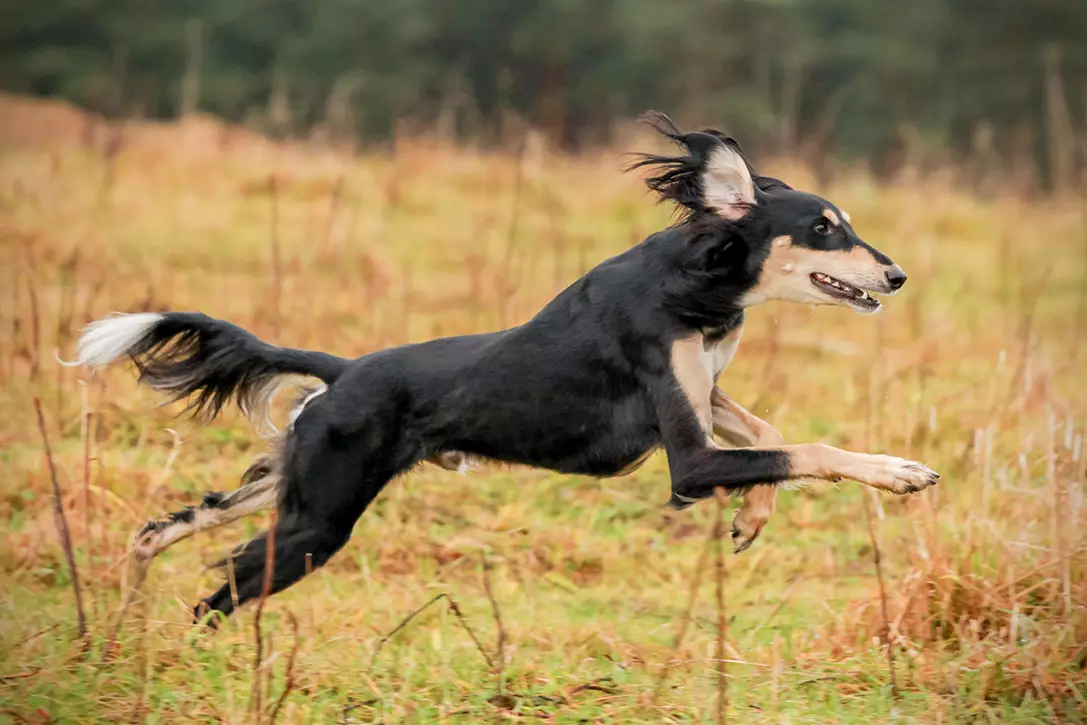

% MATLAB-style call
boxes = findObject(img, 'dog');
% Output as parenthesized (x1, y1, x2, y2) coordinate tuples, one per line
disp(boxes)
(71, 112, 938, 622)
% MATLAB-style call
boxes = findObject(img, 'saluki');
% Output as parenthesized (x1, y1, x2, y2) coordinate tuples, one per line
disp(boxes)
(72, 112, 938, 622)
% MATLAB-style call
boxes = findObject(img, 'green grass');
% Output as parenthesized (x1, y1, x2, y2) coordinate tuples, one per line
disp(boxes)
(0, 94, 1085, 723)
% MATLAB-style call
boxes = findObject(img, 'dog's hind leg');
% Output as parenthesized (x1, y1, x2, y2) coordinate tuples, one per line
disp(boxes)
(133, 453, 280, 563)
(194, 511, 356, 622)
(194, 470, 399, 622)
(194, 396, 422, 622)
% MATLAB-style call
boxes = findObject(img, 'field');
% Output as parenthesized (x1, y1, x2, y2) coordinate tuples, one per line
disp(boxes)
(1, 94, 1085, 723)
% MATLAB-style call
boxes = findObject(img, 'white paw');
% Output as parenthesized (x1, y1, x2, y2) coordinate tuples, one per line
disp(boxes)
(131, 529, 162, 563)
(866, 455, 940, 494)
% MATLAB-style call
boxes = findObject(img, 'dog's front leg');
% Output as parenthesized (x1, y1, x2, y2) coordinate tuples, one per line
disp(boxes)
(711, 388, 782, 553)
(655, 379, 939, 526)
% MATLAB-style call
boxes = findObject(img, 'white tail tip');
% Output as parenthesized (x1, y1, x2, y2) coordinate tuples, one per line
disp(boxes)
(69, 312, 165, 368)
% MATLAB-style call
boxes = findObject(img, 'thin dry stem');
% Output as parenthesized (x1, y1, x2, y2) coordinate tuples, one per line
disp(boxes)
(368, 592, 495, 672)
(497, 139, 528, 327)
(321, 175, 345, 252)
(863, 489, 898, 698)
(131, 611, 156, 722)
(80, 384, 95, 611)
(480, 555, 508, 693)
(101, 550, 150, 664)
(251, 511, 278, 724)
(27, 270, 41, 383)
(267, 611, 300, 724)
(33, 398, 87, 641)
(269, 173, 282, 336)
(713, 486, 729, 725)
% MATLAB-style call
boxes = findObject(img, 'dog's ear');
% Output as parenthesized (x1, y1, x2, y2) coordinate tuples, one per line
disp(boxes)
(704, 127, 794, 195)
(754, 175, 792, 193)
(702, 145, 755, 220)
(627, 111, 756, 221)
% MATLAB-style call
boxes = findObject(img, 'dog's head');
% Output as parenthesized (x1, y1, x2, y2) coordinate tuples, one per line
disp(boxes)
(631, 112, 906, 316)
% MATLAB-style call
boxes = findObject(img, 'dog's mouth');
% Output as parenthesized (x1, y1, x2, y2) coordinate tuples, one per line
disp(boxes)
(810, 272, 881, 313)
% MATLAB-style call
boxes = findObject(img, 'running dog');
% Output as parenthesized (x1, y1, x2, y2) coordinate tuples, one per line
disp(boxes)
(72, 112, 938, 622)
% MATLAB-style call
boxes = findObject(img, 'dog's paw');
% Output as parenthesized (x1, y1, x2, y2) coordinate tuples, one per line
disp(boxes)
(731, 487, 776, 554)
(131, 529, 161, 562)
(731, 513, 764, 554)
(869, 456, 940, 494)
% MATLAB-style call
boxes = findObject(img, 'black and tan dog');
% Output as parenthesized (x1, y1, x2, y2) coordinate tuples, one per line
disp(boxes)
(73, 112, 938, 622)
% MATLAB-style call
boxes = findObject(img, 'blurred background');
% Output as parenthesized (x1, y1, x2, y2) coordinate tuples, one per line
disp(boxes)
(5, 0, 1087, 189)
(1, 2, 1086, 723)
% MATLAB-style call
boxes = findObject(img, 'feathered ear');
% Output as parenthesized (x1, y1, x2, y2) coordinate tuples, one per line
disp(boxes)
(702, 144, 755, 220)
(626, 111, 756, 221)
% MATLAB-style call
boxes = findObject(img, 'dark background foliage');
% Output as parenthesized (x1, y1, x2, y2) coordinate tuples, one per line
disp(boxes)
(4, 0, 1086, 186)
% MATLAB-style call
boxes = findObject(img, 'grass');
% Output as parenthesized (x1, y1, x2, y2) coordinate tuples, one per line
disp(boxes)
(1, 94, 1086, 723)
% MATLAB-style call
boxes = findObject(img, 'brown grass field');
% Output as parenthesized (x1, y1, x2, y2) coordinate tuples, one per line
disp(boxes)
(1, 93, 1086, 723)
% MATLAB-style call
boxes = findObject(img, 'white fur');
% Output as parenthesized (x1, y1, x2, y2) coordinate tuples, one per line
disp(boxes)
(288, 384, 328, 429)
(248, 377, 293, 436)
(132, 472, 279, 562)
(702, 146, 755, 219)
(69, 312, 164, 368)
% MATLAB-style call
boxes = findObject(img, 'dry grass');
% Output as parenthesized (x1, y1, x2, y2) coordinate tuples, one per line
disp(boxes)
(0, 93, 1085, 723)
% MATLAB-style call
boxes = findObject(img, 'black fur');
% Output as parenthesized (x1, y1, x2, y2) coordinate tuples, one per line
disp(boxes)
(124, 312, 348, 420)
(98, 112, 913, 622)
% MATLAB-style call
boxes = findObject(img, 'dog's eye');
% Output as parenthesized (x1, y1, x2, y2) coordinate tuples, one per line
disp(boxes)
(813, 219, 831, 236)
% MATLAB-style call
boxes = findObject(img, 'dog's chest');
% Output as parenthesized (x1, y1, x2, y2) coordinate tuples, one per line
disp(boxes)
(702, 326, 743, 382)
(667, 325, 744, 443)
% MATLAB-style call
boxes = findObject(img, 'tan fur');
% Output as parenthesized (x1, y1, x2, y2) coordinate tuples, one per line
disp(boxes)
(670, 334, 716, 436)
(710, 388, 782, 551)
(784, 443, 936, 494)
(133, 457, 282, 562)
(740, 235, 888, 307)
(595, 328, 741, 479)
(705, 326, 742, 382)
(822, 207, 840, 227)
(613, 448, 655, 476)
(674, 328, 786, 551)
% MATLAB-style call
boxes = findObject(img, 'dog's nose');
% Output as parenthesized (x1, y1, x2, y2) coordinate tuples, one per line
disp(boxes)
(885, 266, 907, 291)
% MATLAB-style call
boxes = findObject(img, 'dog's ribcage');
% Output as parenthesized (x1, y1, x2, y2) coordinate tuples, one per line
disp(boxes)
(442, 327, 743, 476)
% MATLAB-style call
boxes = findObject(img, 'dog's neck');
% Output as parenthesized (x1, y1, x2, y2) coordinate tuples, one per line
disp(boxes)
(701, 309, 745, 343)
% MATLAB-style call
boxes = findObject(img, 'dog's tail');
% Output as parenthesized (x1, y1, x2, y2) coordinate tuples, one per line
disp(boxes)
(70, 312, 349, 426)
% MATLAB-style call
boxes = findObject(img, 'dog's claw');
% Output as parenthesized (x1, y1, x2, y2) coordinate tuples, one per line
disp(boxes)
(732, 526, 758, 554)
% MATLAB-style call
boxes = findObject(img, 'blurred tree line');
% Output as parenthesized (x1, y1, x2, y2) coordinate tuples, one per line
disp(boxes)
(4, 0, 1086, 187)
